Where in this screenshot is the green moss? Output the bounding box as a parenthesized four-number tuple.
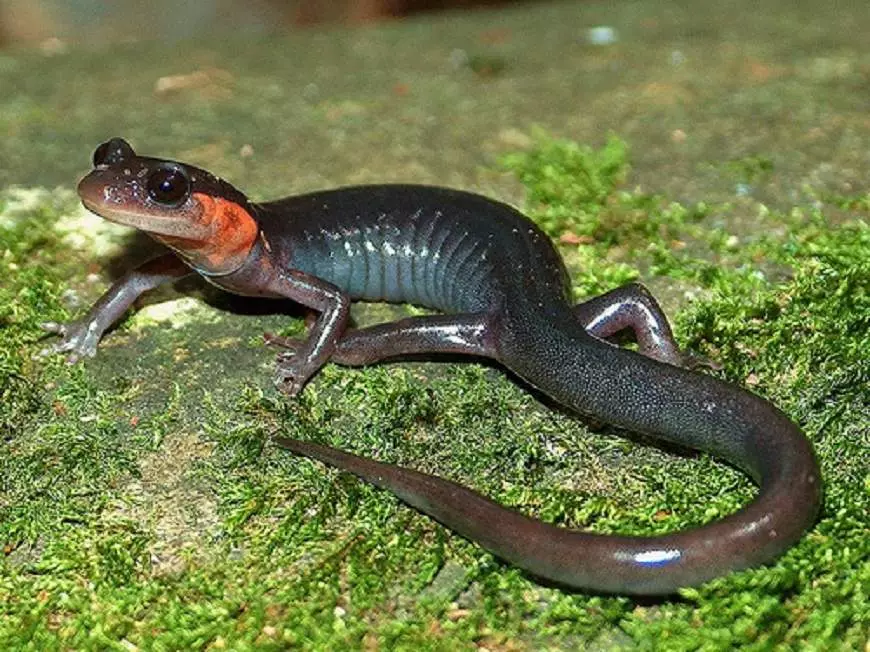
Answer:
(722, 154, 775, 185)
(501, 131, 630, 240)
(1, 137, 867, 650)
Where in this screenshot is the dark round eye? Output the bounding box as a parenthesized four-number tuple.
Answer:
(92, 137, 135, 166)
(92, 142, 110, 167)
(146, 166, 191, 206)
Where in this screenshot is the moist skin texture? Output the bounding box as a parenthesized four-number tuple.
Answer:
(45, 138, 822, 595)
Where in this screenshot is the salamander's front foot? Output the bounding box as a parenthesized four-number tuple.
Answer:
(273, 350, 320, 397)
(265, 333, 309, 395)
(38, 320, 101, 363)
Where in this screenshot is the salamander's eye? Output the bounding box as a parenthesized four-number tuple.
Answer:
(92, 137, 135, 166)
(146, 166, 191, 206)
(93, 142, 110, 167)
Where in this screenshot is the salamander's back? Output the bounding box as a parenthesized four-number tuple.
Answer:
(260, 184, 571, 313)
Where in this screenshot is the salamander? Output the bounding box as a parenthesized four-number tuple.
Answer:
(43, 137, 821, 595)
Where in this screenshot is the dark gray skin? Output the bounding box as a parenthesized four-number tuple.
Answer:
(44, 138, 822, 595)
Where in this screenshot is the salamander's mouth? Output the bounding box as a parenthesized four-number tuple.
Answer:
(77, 169, 210, 241)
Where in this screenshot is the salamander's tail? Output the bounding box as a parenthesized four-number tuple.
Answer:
(271, 339, 822, 595)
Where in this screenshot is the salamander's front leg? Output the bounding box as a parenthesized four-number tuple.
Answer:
(265, 313, 494, 367)
(573, 282, 719, 369)
(40, 253, 192, 362)
(260, 269, 351, 395)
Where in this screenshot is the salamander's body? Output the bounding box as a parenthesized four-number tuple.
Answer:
(44, 138, 821, 594)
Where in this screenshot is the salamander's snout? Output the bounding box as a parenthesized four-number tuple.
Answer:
(92, 137, 135, 167)
(77, 166, 122, 216)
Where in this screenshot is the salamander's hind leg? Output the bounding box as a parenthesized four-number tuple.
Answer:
(265, 313, 495, 367)
(574, 282, 720, 370)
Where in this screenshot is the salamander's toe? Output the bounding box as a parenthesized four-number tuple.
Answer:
(40, 321, 67, 335)
(678, 351, 724, 372)
(263, 332, 302, 353)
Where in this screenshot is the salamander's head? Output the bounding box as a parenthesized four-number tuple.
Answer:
(78, 137, 259, 275)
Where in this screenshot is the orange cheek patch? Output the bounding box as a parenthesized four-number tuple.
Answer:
(190, 192, 259, 273)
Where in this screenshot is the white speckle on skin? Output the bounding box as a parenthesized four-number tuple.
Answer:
(633, 548, 681, 566)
